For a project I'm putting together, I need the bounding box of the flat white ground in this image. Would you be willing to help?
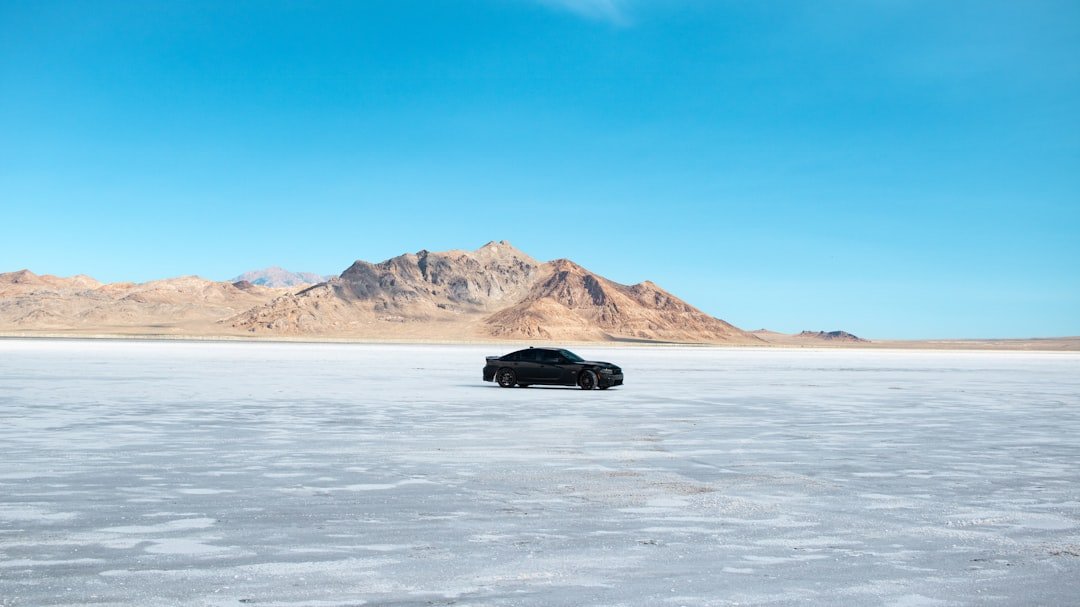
[1,341,1078,606]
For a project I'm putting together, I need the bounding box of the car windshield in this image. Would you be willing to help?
[559,349,584,362]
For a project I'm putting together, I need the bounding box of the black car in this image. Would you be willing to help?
[482,347,624,390]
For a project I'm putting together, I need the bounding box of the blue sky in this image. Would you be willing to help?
[2,1,1078,339]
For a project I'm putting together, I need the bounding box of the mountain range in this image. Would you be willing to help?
[232,267,330,288]
[751,329,868,345]
[1,241,855,345]
[227,241,760,343]
[0,269,282,337]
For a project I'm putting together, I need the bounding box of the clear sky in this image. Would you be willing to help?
[2,1,1078,339]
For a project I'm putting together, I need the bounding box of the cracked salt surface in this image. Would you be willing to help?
[1,340,1078,606]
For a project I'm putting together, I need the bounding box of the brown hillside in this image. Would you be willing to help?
[228,241,541,336]
[483,259,762,344]
[3,243,760,344]
[0,271,286,335]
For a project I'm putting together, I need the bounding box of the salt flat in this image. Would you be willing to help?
[1,340,1078,606]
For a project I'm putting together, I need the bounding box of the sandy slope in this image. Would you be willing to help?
[0,270,288,336]
[485,259,761,343]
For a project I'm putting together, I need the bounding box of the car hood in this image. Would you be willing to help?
[581,360,617,368]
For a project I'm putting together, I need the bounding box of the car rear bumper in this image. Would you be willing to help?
[482,366,496,382]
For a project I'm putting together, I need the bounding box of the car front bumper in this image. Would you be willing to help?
[599,373,624,387]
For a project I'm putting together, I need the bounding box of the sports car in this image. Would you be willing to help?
[482,347,623,390]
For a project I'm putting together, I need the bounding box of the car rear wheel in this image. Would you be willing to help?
[496,368,517,388]
[579,370,597,390]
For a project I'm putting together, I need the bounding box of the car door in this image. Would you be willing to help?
[513,349,540,382]
[533,350,564,382]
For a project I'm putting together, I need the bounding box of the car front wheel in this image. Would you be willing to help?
[579,370,597,390]
[496,368,517,388]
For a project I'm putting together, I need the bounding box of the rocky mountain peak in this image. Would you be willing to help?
[33,242,763,344]
[0,270,102,292]
[473,240,535,263]
[233,267,329,288]
[798,330,867,342]
[1,270,39,284]
[484,258,762,344]
[547,258,582,271]
[3,243,763,344]
[329,243,542,312]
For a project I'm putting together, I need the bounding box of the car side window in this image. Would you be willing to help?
[539,351,561,364]
[516,349,537,362]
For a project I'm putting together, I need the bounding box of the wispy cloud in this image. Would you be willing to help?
[534,0,630,25]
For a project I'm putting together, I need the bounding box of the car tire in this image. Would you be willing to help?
[598,385,610,390]
[496,368,517,388]
[579,370,597,391]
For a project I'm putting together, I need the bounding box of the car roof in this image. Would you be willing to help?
[512,347,556,355]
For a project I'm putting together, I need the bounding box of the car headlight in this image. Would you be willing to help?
[599,368,613,374]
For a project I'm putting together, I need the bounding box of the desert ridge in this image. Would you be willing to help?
[0,270,289,337]
[751,329,869,345]
[1,241,762,344]
[226,241,765,344]
[4,245,1078,349]
[232,267,332,288]
[484,258,754,342]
